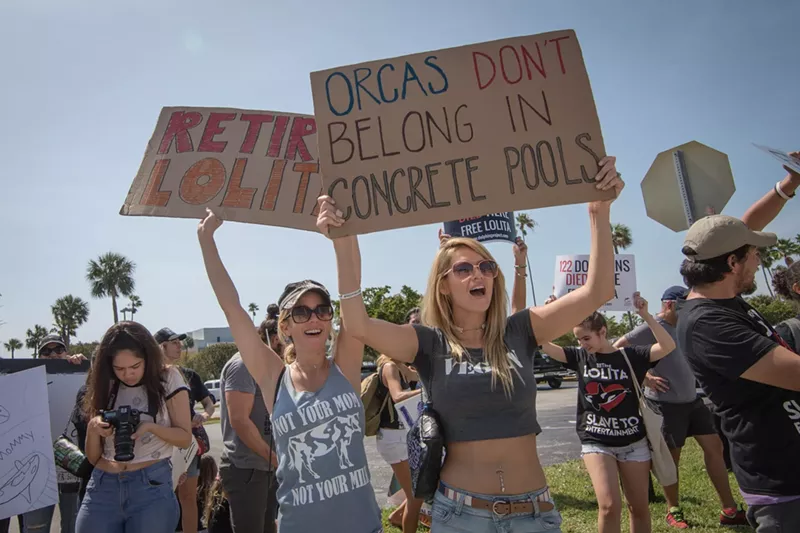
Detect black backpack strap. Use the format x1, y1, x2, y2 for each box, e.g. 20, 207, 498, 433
274, 367, 286, 406
106, 380, 120, 411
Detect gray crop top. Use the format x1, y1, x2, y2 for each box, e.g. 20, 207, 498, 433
412, 310, 541, 443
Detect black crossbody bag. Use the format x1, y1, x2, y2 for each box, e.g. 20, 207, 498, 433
406, 365, 444, 500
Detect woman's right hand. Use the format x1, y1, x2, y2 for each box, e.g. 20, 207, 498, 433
316, 195, 345, 238
89, 416, 114, 438
198, 208, 223, 240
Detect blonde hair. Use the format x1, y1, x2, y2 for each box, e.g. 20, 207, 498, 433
421, 237, 515, 395
277, 307, 337, 364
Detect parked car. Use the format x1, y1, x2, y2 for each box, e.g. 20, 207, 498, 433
361, 361, 377, 381
533, 351, 574, 389
204, 379, 221, 403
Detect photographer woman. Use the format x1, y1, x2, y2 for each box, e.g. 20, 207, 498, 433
76, 322, 192, 533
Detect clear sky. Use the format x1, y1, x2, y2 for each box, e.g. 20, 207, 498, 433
1, 0, 798, 357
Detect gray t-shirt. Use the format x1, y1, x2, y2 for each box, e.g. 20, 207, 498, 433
413, 310, 541, 443
624, 317, 697, 404
220, 353, 271, 470
272, 360, 381, 533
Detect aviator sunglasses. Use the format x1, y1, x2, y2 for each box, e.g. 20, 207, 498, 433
291, 304, 334, 323
445, 260, 499, 280
39, 346, 67, 357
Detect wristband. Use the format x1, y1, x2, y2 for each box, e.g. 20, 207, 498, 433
775, 182, 795, 200
339, 288, 362, 300
514, 264, 527, 269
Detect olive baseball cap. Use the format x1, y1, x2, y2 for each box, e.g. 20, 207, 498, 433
682, 215, 776, 262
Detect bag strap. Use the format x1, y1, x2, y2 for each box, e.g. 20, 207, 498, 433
377, 364, 395, 423
107, 380, 120, 411
619, 348, 645, 403
274, 366, 286, 406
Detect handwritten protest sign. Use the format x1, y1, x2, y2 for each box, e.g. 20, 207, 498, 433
310, 29, 611, 237
121, 107, 322, 232
553, 254, 637, 311
754, 144, 800, 175
443, 212, 516, 243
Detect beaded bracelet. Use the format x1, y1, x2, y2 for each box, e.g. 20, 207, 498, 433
339, 289, 363, 300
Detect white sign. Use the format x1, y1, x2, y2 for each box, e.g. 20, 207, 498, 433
0, 366, 59, 520
553, 254, 637, 311
394, 395, 422, 431
171, 437, 199, 489
754, 144, 800, 174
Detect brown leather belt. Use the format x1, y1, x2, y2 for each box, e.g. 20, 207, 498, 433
437, 483, 555, 517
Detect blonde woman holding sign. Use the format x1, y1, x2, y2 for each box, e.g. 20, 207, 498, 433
318, 156, 622, 533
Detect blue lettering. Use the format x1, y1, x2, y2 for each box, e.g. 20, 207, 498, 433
325, 72, 354, 117
424, 55, 449, 95
377, 64, 398, 103
402, 63, 428, 100
354, 67, 381, 111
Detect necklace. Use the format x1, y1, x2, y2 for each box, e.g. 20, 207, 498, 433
454, 323, 486, 333
293, 357, 327, 374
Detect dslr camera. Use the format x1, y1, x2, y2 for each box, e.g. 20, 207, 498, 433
100, 406, 142, 462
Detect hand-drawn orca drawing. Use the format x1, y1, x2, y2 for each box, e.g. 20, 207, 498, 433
0, 454, 41, 505
0, 405, 9, 425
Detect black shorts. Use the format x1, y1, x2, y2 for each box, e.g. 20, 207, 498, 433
656, 397, 716, 449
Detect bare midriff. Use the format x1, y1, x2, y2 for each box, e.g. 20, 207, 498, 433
96, 457, 162, 473
440, 433, 547, 495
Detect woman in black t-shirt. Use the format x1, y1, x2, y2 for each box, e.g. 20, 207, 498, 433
542, 293, 674, 533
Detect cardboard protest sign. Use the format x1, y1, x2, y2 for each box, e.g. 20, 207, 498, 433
754, 144, 800, 175
121, 107, 322, 232
443, 212, 517, 243
553, 254, 636, 311
310, 29, 612, 237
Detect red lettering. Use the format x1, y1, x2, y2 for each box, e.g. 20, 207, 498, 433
239, 114, 275, 154
267, 116, 290, 157
221, 158, 257, 208
261, 159, 287, 211
548, 36, 570, 75
198, 112, 236, 153
158, 111, 202, 154
179, 158, 226, 205
284, 117, 317, 162
521, 43, 546, 79
499, 45, 522, 84
472, 51, 496, 90
292, 162, 319, 213
140, 159, 171, 206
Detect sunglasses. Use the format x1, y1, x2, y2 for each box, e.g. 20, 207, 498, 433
39, 346, 66, 357
446, 260, 498, 280
291, 304, 334, 323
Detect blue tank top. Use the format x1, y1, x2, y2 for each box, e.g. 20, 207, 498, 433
271, 359, 382, 533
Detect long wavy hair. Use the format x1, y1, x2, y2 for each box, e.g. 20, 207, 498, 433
774, 262, 800, 305
83, 322, 166, 418
421, 237, 514, 394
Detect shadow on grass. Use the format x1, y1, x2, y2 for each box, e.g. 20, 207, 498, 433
551, 492, 598, 512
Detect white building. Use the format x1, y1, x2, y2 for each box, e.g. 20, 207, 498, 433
188, 327, 234, 351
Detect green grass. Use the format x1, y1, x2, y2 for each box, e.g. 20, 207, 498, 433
381, 440, 747, 532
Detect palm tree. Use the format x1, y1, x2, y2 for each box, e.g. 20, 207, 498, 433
52, 295, 90, 348
611, 223, 633, 255
129, 295, 142, 321
248, 303, 260, 322
86, 252, 136, 324
3, 339, 22, 359
775, 238, 800, 267
182, 336, 195, 355
120, 307, 131, 321
25, 325, 49, 357
758, 247, 780, 297
515, 212, 539, 306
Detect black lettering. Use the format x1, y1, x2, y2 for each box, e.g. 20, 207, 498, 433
351, 175, 372, 220
425, 163, 449, 208
518, 91, 552, 130
558, 136, 581, 185
465, 156, 486, 201
521, 143, 540, 190
425, 108, 452, 148
536, 141, 558, 186
390, 168, 411, 214
327, 178, 352, 220
402, 112, 425, 153
355, 118, 377, 161
455, 104, 474, 143
505, 96, 516, 133
377, 116, 400, 157
444, 159, 464, 205
576, 133, 602, 183
408, 166, 431, 211
370, 172, 394, 216
504, 146, 520, 194
328, 122, 353, 165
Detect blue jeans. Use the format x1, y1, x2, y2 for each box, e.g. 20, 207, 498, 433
431, 482, 562, 533
75, 460, 178, 533
20, 485, 79, 533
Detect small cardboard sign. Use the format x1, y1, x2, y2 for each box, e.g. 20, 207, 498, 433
754, 144, 800, 175
443, 212, 517, 243
311, 29, 612, 237
553, 254, 637, 311
120, 107, 322, 232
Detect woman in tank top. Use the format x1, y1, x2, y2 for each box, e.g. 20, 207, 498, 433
541, 297, 674, 533
317, 156, 623, 533
197, 208, 382, 533
77, 322, 193, 533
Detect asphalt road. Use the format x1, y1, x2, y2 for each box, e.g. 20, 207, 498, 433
20, 382, 578, 532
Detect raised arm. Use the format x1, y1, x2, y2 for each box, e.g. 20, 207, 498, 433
197, 209, 284, 392
527, 157, 622, 343
317, 197, 419, 363
382, 362, 422, 403
511, 238, 528, 314
742, 152, 799, 231
633, 292, 676, 361
541, 342, 567, 363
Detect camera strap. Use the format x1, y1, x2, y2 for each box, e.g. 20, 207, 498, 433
106, 380, 159, 420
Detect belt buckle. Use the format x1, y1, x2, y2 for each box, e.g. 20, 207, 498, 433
492, 500, 510, 517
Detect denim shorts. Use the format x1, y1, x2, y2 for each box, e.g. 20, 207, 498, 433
76, 459, 178, 533
431, 481, 562, 532
580, 438, 651, 462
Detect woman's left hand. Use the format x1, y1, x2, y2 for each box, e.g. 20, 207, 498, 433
315, 195, 345, 238
633, 291, 650, 318
132, 422, 155, 441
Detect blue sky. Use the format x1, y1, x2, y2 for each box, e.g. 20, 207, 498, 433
1, 0, 798, 356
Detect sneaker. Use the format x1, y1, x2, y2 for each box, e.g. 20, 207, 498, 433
666, 507, 689, 529
720, 505, 748, 526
